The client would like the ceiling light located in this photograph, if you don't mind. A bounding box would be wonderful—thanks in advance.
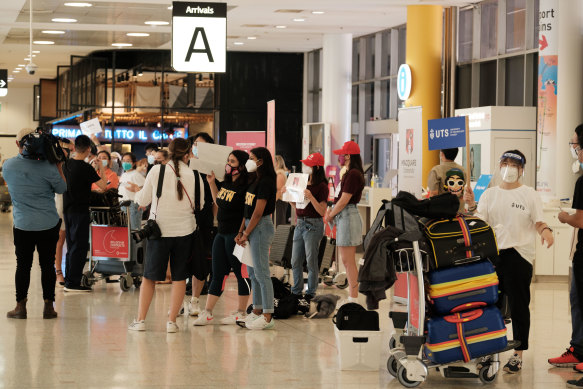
[17,64,25,67]
[52,18,77,23]
[145,21,169,26]
[127,32,150,37]
[233,42,244,45]
[112,43,133,47]
[275,25,287,29]
[42,30,65,34]
[312,11,325,14]
[33,41,55,45]
[32,50,40,54]
[13,70,21,73]
[247,36,257,40]
[64,2,92,7]
[293,18,306,22]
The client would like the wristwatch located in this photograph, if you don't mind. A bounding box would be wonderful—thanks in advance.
[542,226,553,233]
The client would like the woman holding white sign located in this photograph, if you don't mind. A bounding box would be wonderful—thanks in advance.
[325,141,365,305]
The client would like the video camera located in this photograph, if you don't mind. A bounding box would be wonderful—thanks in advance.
[21,127,71,164]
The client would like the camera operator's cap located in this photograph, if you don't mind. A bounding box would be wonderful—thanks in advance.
[16,128,35,143]
[333,141,360,155]
[300,152,324,167]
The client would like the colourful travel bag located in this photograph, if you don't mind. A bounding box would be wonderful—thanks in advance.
[428,260,499,315]
[425,305,507,364]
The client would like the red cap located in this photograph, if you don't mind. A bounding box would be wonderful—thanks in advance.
[333,141,360,155]
[300,152,325,167]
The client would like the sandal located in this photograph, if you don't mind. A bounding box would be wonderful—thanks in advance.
[56,269,65,286]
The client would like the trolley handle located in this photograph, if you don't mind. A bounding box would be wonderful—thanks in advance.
[450,302,487,313]
[444,309,483,323]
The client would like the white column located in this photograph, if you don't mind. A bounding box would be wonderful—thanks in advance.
[556,0,583,199]
[321,34,352,159]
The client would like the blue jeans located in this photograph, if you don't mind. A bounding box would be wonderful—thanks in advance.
[571,257,583,355]
[246,216,275,313]
[123,201,142,231]
[291,218,324,296]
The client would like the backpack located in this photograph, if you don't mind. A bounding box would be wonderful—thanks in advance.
[333,303,379,331]
[274,294,299,319]
[392,191,459,219]
[271,277,291,299]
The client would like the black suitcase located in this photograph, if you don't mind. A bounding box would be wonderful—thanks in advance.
[422,215,498,269]
[269,224,295,269]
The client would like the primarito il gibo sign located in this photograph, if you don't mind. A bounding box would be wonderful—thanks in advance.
[172,2,227,73]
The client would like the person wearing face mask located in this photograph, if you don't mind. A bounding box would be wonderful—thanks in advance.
[325,141,365,306]
[464,149,554,374]
[91,151,119,191]
[184,132,216,316]
[144,143,159,173]
[236,147,277,330]
[287,153,328,301]
[110,151,123,176]
[118,152,145,230]
[155,149,169,165]
[193,150,252,325]
[549,125,583,383]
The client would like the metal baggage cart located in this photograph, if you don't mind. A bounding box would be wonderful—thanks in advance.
[84,204,145,291]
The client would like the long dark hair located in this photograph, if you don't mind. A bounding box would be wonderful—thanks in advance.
[311,165,327,186]
[347,154,364,174]
[168,138,190,201]
[225,150,249,186]
[250,147,276,182]
[576,124,583,148]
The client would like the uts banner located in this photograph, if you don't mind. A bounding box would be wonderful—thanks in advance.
[172,2,227,73]
[398,106,423,198]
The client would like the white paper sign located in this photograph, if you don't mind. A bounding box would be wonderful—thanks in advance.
[80,118,103,136]
[190,142,233,181]
[233,244,253,267]
[171,2,227,73]
[282,173,309,203]
[397,106,423,198]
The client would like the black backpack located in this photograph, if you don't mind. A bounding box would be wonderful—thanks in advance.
[333,303,379,331]
[392,191,459,219]
[274,294,299,319]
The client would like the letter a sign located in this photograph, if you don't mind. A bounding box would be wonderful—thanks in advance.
[172,2,227,73]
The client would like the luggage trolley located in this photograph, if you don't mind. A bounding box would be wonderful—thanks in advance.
[364,200,518,387]
[84,202,145,291]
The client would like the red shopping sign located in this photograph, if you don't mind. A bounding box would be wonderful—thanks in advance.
[91,226,129,259]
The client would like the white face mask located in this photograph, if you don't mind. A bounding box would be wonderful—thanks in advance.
[84,156,89,163]
[147,155,155,165]
[302,165,313,175]
[572,146,580,160]
[501,166,519,183]
[191,145,198,158]
[245,159,257,173]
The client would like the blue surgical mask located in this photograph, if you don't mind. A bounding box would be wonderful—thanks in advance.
[122,162,133,171]
[580,162,583,171]
[101,160,108,167]
[192,145,198,158]
[147,155,155,165]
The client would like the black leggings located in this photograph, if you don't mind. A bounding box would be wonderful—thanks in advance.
[208,232,251,297]
[495,248,533,351]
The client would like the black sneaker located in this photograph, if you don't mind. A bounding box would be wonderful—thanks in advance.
[567,378,583,388]
[503,353,522,373]
[64,285,92,293]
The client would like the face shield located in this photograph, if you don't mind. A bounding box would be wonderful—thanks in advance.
[493,152,525,185]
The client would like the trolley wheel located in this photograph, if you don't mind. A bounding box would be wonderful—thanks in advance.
[397,366,422,388]
[336,279,349,289]
[323,280,334,287]
[479,365,497,384]
[389,337,398,350]
[387,356,399,377]
[81,271,93,287]
[120,274,133,292]
[133,277,142,289]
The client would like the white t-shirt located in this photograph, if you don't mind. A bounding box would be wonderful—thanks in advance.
[135,161,204,237]
[476,185,544,264]
[118,169,146,202]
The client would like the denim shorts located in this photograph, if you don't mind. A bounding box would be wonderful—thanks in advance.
[144,233,193,281]
[334,204,363,247]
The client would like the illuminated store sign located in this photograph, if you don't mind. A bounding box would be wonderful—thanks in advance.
[51,126,187,143]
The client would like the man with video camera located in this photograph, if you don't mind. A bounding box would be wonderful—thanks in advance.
[63,135,108,292]
[2,128,67,319]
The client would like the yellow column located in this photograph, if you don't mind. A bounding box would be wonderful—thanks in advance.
[405,5,443,188]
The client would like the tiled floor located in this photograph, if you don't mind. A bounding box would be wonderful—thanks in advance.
[0,211,578,388]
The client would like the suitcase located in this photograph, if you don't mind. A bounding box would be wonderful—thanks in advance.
[428,260,499,315]
[425,305,507,364]
[422,215,498,269]
[269,224,295,269]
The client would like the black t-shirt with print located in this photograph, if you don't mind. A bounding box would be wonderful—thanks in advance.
[216,180,248,234]
[573,176,583,257]
[244,176,276,219]
[63,159,101,213]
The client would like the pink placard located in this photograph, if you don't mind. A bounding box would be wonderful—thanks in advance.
[226,131,266,153]
[267,100,276,161]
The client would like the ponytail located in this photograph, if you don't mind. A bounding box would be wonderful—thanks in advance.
[168,138,190,201]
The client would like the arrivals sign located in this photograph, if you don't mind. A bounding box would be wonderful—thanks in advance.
[171,2,227,73]
[427,116,467,151]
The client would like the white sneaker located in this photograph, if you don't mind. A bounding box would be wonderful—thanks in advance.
[189,297,201,316]
[166,321,179,333]
[192,310,214,326]
[220,311,246,325]
[247,315,276,330]
[236,312,261,328]
[128,319,145,331]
